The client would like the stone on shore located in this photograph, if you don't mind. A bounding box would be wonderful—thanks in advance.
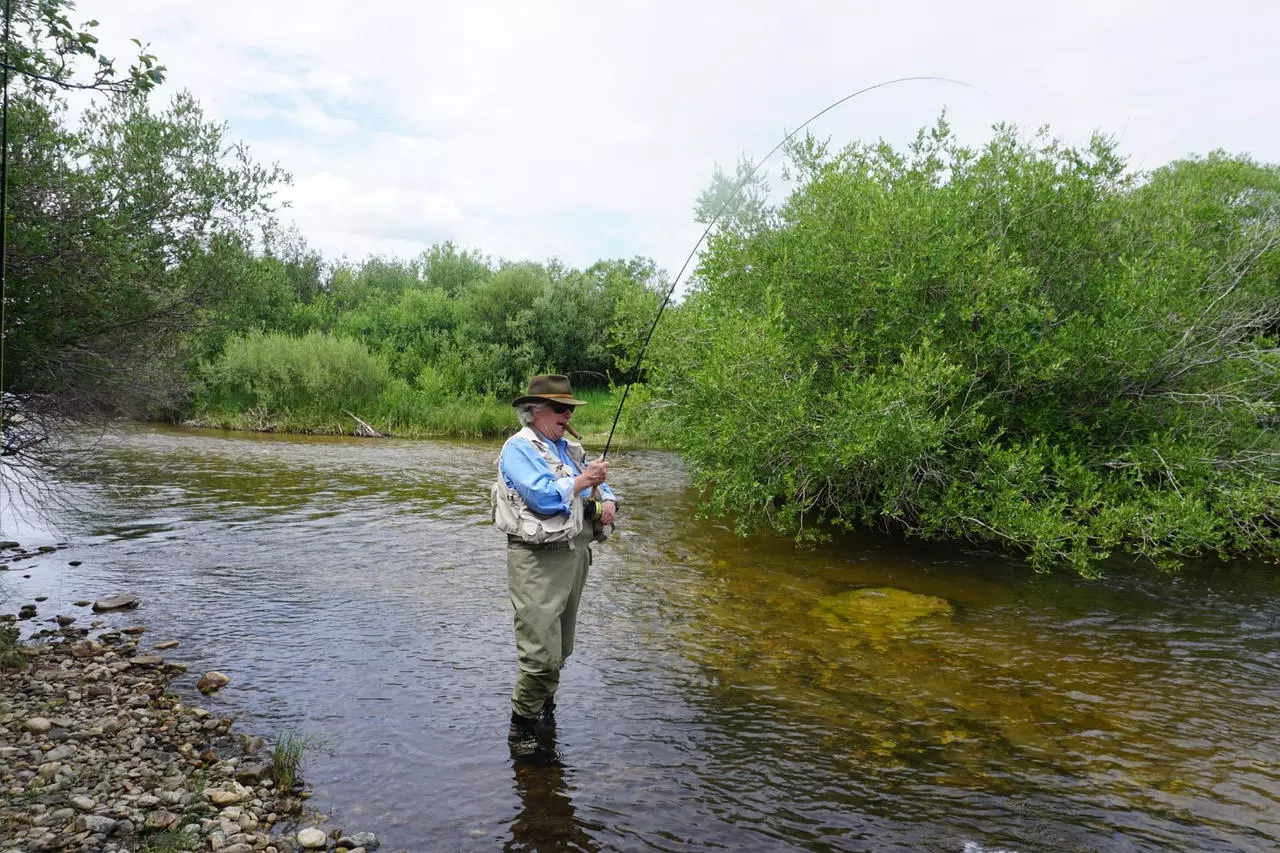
[25,716,53,733]
[297,826,328,848]
[1,618,387,853]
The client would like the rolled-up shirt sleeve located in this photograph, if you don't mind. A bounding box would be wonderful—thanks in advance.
[500,439,576,516]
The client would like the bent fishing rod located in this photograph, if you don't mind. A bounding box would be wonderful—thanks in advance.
[598,75,973,460]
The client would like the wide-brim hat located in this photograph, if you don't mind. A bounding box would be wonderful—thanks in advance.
[512,374,588,407]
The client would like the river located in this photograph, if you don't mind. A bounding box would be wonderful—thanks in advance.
[2,425,1278,852]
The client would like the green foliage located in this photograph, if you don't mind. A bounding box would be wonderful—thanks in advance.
[3,0,165,95]
[3,81,288,451]
[651,119,1280,574]
[268,730,334,791]
[137,828,199,853]
[0,626,26,671]
[195,331,389,424]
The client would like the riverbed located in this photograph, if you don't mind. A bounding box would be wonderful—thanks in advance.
[2,425,1278,852]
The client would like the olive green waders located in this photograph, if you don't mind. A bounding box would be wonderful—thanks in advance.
[508,524,594,720]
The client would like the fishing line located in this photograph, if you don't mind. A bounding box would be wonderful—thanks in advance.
[600,75,974,460]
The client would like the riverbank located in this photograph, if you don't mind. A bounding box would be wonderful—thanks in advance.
[180,384,667,445]
[0,564,387,853]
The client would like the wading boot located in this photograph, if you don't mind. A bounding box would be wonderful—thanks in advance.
[508,712,539,758]
[538,699,556,728]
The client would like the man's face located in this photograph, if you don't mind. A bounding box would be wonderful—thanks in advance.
[532,402,574,439]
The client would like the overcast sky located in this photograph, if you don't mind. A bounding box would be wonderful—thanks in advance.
[79,0,1279,276]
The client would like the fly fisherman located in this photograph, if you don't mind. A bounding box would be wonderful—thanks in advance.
[492,374,618,756]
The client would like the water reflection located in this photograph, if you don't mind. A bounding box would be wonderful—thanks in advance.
[507,747,602,853]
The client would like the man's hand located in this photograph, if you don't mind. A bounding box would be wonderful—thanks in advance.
[601,500,617,525]
[573,459,609,493]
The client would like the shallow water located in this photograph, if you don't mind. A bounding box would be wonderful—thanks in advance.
[3,424,1279,852]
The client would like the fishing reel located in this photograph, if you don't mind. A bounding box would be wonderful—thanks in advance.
[583,498,603,522]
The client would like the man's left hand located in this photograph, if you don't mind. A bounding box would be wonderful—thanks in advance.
[601,501,617,525]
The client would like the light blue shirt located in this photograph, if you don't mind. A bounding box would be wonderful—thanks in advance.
[499,432,618,516]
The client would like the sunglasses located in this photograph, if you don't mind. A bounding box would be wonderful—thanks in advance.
[548,403,573,415]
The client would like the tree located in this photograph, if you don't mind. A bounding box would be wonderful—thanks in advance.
[1,0,164,95]
[651,119,1280,575]
[1,9,286,465]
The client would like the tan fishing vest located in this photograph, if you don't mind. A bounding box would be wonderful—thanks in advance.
[491,427,587,546]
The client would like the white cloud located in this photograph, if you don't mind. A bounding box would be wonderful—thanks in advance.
[75,0,1280,273]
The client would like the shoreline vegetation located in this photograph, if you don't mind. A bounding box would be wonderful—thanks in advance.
[176,386,662,447]
[0,556,388,853]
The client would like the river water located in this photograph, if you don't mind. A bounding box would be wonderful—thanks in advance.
[2,425,1279,852]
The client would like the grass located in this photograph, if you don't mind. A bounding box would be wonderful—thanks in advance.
[0,625,26,670]
[137,828,201,853]
[270,731,326,791]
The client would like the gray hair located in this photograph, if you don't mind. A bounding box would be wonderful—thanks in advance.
[515,402,549,428]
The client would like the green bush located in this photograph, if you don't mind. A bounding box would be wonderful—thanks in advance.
[649,119,1280,574]
[195,330,389,423]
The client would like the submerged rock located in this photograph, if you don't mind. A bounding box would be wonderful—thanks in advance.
[812,587,953,648]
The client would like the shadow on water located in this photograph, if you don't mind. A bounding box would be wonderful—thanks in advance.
[2,424,1278,852]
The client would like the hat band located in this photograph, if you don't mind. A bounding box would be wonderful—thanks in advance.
[538,393,575,399]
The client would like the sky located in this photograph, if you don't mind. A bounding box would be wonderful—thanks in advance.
[77,0,1280,277]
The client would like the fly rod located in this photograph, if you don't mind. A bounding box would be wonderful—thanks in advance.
[599,75,972,460]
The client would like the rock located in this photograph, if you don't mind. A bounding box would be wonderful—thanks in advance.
[73,600,91,607]
[34,595,48,602]
[72,814,118,835]
[69,795,96,811]
[154,640,180,650]
[297,827,328,848]
[37,545,57,553]
[68,560,82,566]
[236,761,271,783]
[338,832,379,850]
[123,624,146,635]
[0,540,19,549]
[145,809,180,830]
[92,593,140,612]
[71,640,106,658]
[25,717,53,734]
[811,587,953,649]
[240,734,266,755]
[44,744,76,762]
[129,654,165,667]
[198,671,231,694]
[56,615,76,627]
[207,781,250,806]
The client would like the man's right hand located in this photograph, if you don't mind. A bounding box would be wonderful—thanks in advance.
[574,459,609,493]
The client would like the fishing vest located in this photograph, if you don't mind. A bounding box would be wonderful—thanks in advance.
[491,427,587,546]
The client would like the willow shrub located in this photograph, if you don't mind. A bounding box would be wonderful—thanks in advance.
[649,121,1280,574]
[195,330,390,425]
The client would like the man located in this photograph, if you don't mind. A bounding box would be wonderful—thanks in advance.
[493,374,618,755]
